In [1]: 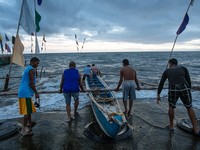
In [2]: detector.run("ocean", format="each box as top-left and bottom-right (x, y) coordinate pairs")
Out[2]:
(0, 51), (200, 120)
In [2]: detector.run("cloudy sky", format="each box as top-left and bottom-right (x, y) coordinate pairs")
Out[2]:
(0, 0), (200, 53)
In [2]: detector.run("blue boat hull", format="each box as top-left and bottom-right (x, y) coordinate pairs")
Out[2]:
(86, 75), (125, 138)
(91, 101), (122, 138)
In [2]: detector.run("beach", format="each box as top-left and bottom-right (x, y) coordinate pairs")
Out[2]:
(0, 99), (200, 150)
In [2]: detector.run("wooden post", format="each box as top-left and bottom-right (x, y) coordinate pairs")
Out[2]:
(3, 74), (10, 91)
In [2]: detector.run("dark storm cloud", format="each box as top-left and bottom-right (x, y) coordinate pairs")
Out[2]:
(0, 0), (199, 44)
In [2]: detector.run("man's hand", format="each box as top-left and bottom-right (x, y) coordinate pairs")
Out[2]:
(136, 87), (141, 91)
(35, 93), (39, 98)
(115, 88), (119, 92)
(157, 94), (161, 104)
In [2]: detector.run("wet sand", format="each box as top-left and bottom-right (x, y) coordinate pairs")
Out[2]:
(0, 99), (200, 150)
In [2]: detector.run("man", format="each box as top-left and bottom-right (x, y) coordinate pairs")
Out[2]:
(157, 58), (199, 135)
(91, 64), (100, 76)
(82, 65), (91, 83)
(115, 59), (141, 118)
(18, 57), (40, 135)
(60, 61), (84, 122)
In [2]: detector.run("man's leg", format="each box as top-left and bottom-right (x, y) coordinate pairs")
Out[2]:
(168, 106), (174, 129)
(23, 114), (29, 127)
(186, 107), (198, 133)
(74, 99), (79, 115)
(123, 100), (127, 114)
(66, 103), (71, 121)
(127, 100), (133, 117)
(27, 114), (31, 123)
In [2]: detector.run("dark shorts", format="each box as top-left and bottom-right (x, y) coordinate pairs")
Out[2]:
(82, 74), (90, 81)
(168, 84), (192, 108)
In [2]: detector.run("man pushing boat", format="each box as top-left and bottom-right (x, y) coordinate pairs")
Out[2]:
(115, 59), (141, 118)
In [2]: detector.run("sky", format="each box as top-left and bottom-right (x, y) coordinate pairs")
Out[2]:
(0, 0), (200, 53)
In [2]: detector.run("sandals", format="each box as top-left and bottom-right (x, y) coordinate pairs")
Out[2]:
(20, 127), (33, 136)
(166, 125), (174, 131)
(27, 121), (37, 128)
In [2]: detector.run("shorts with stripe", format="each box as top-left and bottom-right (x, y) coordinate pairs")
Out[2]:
(168, 84), (192, 108)
(18, 98), (36, 115)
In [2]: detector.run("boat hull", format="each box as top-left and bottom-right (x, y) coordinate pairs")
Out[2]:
(91, 100), (122, 138)
(85, 75), (126, 138)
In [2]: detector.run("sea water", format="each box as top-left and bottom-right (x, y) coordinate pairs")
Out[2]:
(0, 51), (200, 120)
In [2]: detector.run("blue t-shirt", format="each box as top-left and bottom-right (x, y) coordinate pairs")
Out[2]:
(84, 66), (91, 75)
(18, 65), (35, 98)
(62, 68), (80, 93)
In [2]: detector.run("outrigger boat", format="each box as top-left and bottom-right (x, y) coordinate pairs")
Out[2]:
(85, 75), (131, 138)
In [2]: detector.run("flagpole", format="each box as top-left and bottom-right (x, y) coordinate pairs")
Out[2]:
(166, 0), (193, 68)
(4, 0), (25, 91)
(34, 0), (38, 54)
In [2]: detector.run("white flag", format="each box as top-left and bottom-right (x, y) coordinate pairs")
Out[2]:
(12, 34), (25, 67)
(35, 36), (40, 54)
(20, 0), (35, 35)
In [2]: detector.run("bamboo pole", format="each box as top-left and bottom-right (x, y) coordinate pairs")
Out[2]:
(1, 85), (200, 96)
(0, 87), (169, 96)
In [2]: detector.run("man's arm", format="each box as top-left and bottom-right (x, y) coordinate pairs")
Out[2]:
(29, 69), (39, 98)
(134, 71), (141, 90)
(157, 71), (167, 95)
(157, 71), (167, 104)
(115, 70), (123, 91)
(184, 67), (191, 88)
(59, 74), (64, 93)
(78, 72), (84, 91)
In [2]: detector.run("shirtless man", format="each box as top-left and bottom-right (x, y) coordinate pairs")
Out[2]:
(115, 59), (141, 118)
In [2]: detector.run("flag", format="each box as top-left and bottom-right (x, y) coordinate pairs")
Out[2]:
(75, 34), (79, 51)
(31, 36), (33, 53)
(12, 34), (25, 67)
(37, 0), (42, 5)
(43, 35), (46, 42)
(35, 36), (40, 54)
(35, 10), (41, 32)
(190, 0), (194, 6)
(12, 36), (15, 44)
(5, 43), (11, 53)
(75, 34), (79, 45)
(0, 35), (4, 53)
(81, 38), (86, 50)
(176, 13), (189, 35)
(20, 0), (35, 35)
(5, 34), (9, 41)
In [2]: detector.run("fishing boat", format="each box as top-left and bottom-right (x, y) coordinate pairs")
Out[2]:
(85, 75), (130, 138)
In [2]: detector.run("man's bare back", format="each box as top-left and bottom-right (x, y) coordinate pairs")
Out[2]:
(120, 66), (136, 81)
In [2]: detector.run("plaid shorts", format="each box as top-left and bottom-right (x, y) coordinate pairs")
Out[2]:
(168, 84), (192, 108)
